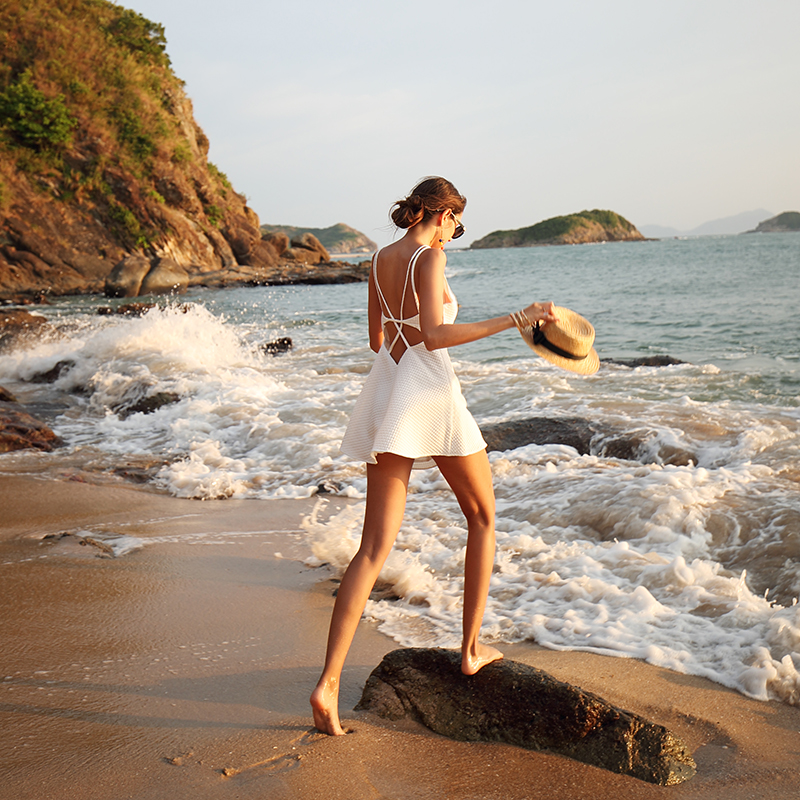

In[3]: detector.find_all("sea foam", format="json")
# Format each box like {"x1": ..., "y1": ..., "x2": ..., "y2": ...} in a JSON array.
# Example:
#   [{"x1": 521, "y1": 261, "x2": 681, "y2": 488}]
[{"x1": 1, "y1": 237, "x2": 798, "y2": 706}]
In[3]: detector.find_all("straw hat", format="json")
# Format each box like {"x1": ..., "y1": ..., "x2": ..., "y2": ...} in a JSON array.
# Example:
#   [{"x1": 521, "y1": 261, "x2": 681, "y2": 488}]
[{"x1": 511, "y1": 306, "x2": 599, "y2": 375}]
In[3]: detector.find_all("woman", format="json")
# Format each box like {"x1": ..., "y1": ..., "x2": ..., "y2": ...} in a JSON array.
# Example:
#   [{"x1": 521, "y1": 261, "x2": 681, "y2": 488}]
[{"x1": 311, "y1": 177, "x2": 557, "y2": 736}]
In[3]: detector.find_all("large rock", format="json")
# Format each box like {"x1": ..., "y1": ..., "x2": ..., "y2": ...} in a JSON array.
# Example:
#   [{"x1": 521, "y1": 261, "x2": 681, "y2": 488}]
[
  {"x1": 291, "y1": 232, "x2": 330, "y2": 262},
  {"x1": 482, "y1": 417, "x2": 597, "y2": 455},
  {"x1": 139, "y1": 257, "x2": 189, "y2": 296},
  {"x1": 0, "y1": 403, "x2": 64, "y2": 452},
  {"x1": 223, "y1": 218, "x2": 262, "y2": 261},
  {"x1": 104, "y1": 255, "x2": 152, "y2": 298},
  {"x1": 242, "y1": 239, "x2": 280, "y2": 269},
  {"x1": 357, "y1": 648, "x2": 696, "y2": 786},
  {"x1": 261, "y1": 231, "x2": 290, "y2": 256},
  {"x1": 104, "y1": 257, "x2": 188, "y2": 297},
  {"x1": 479, "y1": 415, "x2": 697, "y2": 466}
]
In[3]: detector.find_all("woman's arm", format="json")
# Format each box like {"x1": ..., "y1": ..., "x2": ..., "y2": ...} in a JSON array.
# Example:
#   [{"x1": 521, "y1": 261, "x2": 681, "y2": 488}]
[
  {"x1": 417, "y1": 249, "x2": 556, "y2": 351},
  {"x1": 367, "y1": 257, "x2": 384, "y2": 353}
]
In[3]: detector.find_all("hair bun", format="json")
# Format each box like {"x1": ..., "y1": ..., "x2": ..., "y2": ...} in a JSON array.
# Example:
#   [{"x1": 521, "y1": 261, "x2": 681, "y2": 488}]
[
  {"x1": 389, "y1": 177, "x2": 466, "y2": 230},
  {"x1": 391, "y1": 194, "x2": 426, "y2": 229}
]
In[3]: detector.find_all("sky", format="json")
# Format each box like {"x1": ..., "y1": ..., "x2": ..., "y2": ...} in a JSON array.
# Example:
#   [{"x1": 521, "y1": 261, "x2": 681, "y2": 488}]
[{"x1": 122, "y1": 0, "x2": 799, "y2": 247}]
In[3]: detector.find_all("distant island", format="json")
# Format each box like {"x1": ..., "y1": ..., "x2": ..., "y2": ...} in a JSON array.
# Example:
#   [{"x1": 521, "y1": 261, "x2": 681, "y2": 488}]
[
  {"x1": 639, "y1": 209, "x2": 774, "y2": 238},
  {"x1": 745, "y1": 212, "x2": 800, "y2": 234},
  {"x1": 470, "y1": 210, "x2": 644, "y2": 249},
  {"x1": 260, "y1": 223, "x2": 376, "y2": 255}
]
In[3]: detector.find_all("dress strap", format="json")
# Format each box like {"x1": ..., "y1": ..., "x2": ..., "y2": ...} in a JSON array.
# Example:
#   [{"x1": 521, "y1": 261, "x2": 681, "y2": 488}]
[
  {"x1": 373, "y1": 247, "x2": 393, "y2": 325},
  {"x1": 408, "y1": 244, "x2": 429, "y2": 302}
]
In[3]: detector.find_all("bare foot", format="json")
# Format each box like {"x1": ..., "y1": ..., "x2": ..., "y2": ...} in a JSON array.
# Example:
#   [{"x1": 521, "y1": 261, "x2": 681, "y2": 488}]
[
  {"x1": 461, "y1": 643, "x2": 504, "y2": 676},
  {"x1": 310, "y1": 677, "x2": 346, "y2": 736}
]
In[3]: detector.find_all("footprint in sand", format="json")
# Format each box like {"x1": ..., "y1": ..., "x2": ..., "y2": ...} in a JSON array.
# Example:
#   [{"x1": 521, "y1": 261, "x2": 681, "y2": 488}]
[{"x1": 221, "y1": 728, "x2": 328, "y2": 782}]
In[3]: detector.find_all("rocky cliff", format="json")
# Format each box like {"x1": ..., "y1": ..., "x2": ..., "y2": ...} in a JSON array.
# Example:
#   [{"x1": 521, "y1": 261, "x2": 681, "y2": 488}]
[
  {"x1": 261, "y1": 222, "x2": 376, "y2": 255},
  {"x1": 746, "y1": 211, "x2": 800, "y2": 233},
  {"x1": 470, "y1": 210, "x2": 645, "y2": 249},
  {"x1": 0, "y1": 1, "x2": 361, "y2": 301}
]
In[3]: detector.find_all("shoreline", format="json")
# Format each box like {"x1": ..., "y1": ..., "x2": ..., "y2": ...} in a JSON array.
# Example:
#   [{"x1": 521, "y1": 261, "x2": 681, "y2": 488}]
[
  {"x1": 0, "y1": 258, "x2": 371, "y2": 305},
  {"x1": 1, "y1": 473, "x2": 799, "y2": 799}
]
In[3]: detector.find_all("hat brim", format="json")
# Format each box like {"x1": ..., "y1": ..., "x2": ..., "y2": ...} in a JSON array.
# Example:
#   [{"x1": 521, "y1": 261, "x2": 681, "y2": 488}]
[{"x1": 531, "y1": 342, "x2": 599, "y2": 375}]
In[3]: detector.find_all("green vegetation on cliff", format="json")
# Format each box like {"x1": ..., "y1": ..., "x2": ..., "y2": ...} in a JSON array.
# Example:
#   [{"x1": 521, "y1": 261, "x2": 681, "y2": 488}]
[
  {"x1": 260, "y1": 223, "x2": 377, "y2": 254},
  {"x1": 0, "y1": 0, "x2": 195, "y2": 235},
  {"x1": 0, "y1": 0, "x2": 275, "y2": 298},
  {"x1": 470, "y1": 209, "x2": 644, "y2": 249}
]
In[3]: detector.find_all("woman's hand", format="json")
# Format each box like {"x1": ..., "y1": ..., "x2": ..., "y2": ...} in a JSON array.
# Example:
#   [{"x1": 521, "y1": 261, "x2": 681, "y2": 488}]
[{"x1": 522, "y1": 301, "x2": 558, "y2": 325}]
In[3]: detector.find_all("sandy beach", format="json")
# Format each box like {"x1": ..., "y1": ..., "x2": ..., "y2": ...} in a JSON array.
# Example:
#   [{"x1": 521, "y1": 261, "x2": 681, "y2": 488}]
[{"x1": 1, "y1": 473, "x2": 799, "y2": 800}]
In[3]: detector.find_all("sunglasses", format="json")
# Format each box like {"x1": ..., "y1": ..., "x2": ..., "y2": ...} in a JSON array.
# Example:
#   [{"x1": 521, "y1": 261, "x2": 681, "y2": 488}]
[
  {"x1": 450, "y1": 213, "x2": 465, "y2": 239},
  {"x1": 434, "y1": 209, "x2": 466, "y2": 240}
]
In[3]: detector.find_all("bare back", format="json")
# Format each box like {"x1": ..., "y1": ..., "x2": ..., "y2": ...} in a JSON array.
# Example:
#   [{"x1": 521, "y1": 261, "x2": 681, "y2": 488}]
[{"x1": 373, "y1": 241, "x2": 451, "y2": 363}]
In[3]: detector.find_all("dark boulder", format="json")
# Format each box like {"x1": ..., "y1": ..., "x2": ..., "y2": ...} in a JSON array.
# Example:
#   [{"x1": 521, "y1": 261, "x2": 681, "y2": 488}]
[
  {"x1": 357, "y1": 648, "x2": 696, "y2": 786},
  {"x1": 602, "y1": 356, "x2": 686, "y2": 368},
  {"x1": 29, "y1": 359, "x2": 75, "y2": 383},
  {"x1": 112, "y1": 391, "x2": 181, "y2": 420},
  {"x1": 480, "y1": 416, "x2": 697, "y2": 466},
  {"x1": 481, "y1": 417, "x2": 597, "y2": 455},
  {"x1": 260, "y1": 337, "x2": 293, "y2": 355}
]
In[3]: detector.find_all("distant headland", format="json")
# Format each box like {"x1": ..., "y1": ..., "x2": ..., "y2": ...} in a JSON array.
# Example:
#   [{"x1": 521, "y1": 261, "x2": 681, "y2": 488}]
[
  {"x1": 745, "y1": 212, "x2": 800, "y2": 234},
  {"x1": 260, "y1": 223, "x2": 376, "y2": 255},
  {"x1": 470, "y1": 210, "x2": 644, "y2": 249}
]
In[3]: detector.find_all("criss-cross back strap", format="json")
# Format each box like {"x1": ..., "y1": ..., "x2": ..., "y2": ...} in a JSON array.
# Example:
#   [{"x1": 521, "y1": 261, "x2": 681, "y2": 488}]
[{"x1": 374, "y1": 245, "x2": 428, "y2": 356}]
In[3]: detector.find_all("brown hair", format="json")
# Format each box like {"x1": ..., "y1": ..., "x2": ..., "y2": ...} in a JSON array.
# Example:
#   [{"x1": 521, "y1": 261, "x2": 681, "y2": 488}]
[{"x1": 390, "y1": 176, "x2": 466, "y2": 229}]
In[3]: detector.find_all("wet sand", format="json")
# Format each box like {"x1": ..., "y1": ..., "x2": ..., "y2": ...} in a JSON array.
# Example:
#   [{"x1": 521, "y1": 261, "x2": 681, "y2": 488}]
[{"x1": 1, "y1": 473, "x2": 799, "y2": 800}]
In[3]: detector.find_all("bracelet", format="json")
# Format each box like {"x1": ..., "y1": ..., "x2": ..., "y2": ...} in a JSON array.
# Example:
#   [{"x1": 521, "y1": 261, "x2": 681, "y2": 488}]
[{"x1": 510, "y1": 310, "x2": 532, "y2": 332}]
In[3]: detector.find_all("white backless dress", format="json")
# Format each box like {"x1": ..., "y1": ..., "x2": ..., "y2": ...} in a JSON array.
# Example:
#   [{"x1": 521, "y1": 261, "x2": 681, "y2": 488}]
[{"x1": 340, "y1": 245, "x2": 486, "y2": 469}]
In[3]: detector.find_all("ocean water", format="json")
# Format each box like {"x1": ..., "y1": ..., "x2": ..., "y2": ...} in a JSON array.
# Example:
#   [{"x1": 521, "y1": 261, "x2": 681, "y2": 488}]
[{"x1": 1, "y1": 233, "x2": 799, "y2": 705}]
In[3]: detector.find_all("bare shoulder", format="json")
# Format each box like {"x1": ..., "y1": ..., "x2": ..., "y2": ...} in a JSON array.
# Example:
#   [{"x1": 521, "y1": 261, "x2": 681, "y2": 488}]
[
  {"x1": 416, "y1": 247, "x2": 446, "y2": 272},
  {"x1": 415, "y1": 248, "x2": 446, "y2": 292}
]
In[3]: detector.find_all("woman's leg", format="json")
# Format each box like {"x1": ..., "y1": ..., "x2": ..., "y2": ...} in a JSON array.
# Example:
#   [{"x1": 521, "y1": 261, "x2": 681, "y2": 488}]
[
  {"x1": 434, "y1": 450, "x2": 503, "y2": 675},
  {"x1": 310, "y1": 452, "x2": 413, "y2": 735}
]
